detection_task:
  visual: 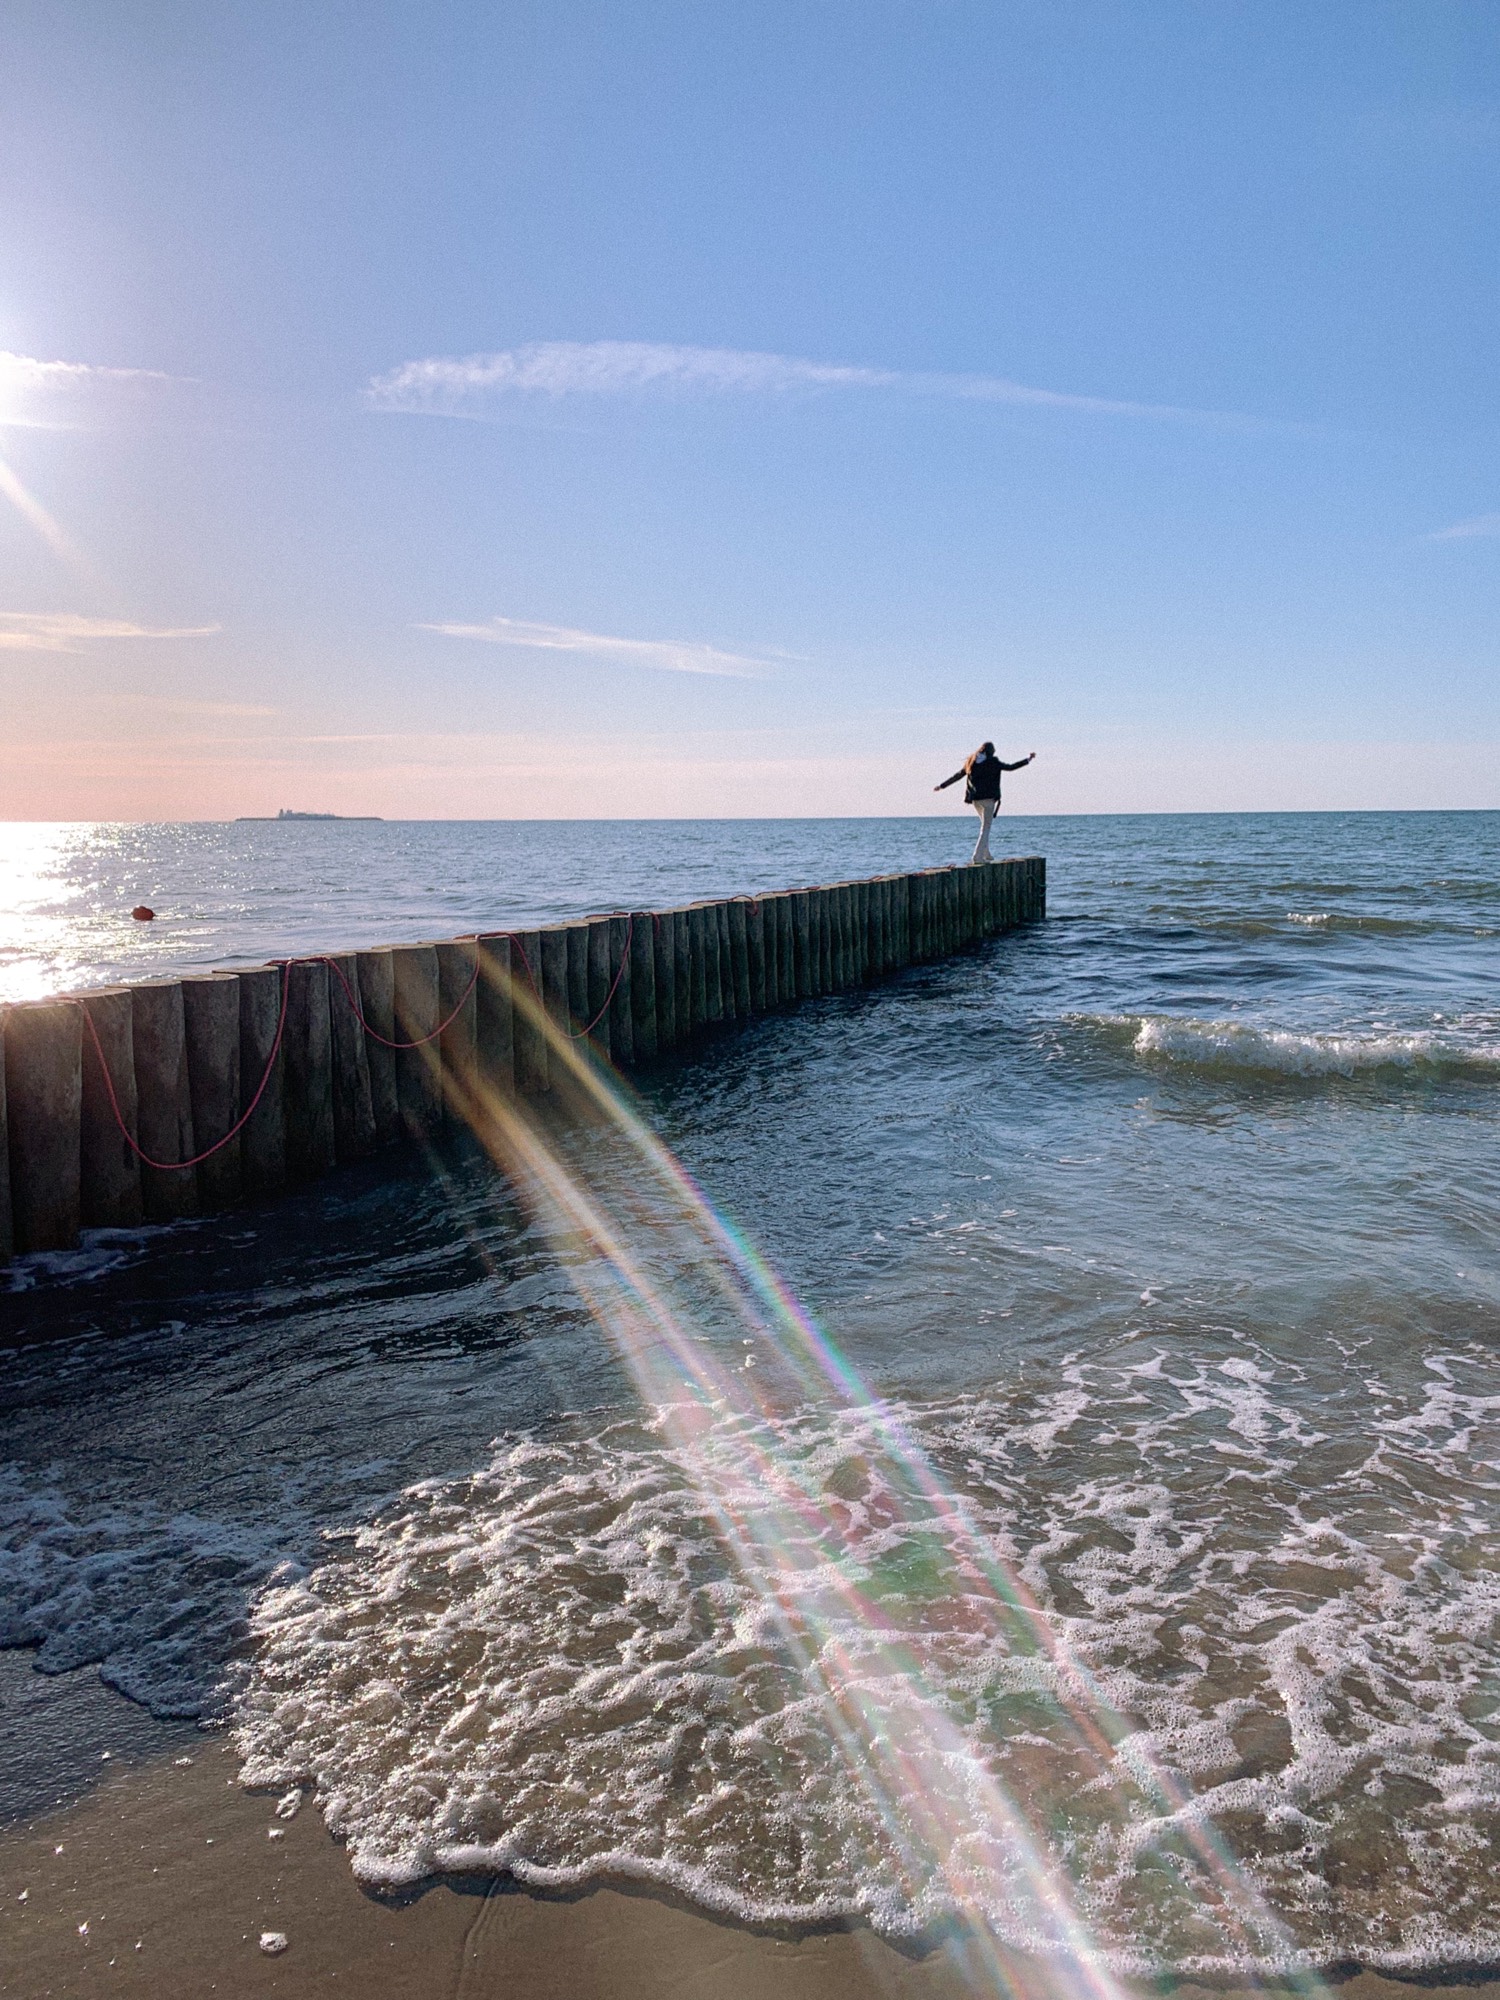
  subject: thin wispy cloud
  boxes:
[113,694,275,717]
[0,612,222,653]
[369,338,1269,430]
[419,613,772,677]
[1428,511,1500,540]
[0,350,175,431]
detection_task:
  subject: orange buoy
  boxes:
[131,905,156,922]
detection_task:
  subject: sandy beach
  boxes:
[0,1724,1495,2000]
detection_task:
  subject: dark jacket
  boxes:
[937,750,1029,804]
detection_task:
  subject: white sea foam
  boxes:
[1073,1012,1500,1080]
[230,1356,1500,1972]
[2,1226,174,1293]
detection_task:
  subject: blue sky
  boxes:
[0,0,1496,817]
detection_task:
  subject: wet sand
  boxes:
[1,1734,1496,2000]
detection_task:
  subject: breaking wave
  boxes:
[1072,1012,1500,1082]
[231,1353,1500,1972]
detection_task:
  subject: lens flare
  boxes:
[393,965,1338,1991]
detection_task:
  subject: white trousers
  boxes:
[970,798,997,864]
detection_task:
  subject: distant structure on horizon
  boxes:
[235,809,385,822]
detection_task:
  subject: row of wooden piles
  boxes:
[0,856,1044,1260]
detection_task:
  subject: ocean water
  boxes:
[1,812,1498,1973]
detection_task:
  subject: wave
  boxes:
[1072,1012,1500,1081]
[1280,910,1498,936]
[226,1355,1500,1973]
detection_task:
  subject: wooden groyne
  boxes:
[0,858,1044,1261]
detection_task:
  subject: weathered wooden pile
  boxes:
[0,857,1044,1259]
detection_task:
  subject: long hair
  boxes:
[964,741,995,774]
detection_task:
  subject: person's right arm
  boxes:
[933,769,966,791]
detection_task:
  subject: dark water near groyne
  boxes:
[2,813,1498,1970]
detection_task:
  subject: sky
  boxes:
[0,0,1496,820]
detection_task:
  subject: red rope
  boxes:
[322,944,480,1049]
[75,918,636,1177]
[78,961,291,1173]
[507,933,540,998]
[570,912,633,1039]
[507,917,633,1040]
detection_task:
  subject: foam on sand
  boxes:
[233,1350,1500,1973]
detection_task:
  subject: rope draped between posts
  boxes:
[78,959,292,1173]
[321,944,480,1050]
[508,913,634,1041]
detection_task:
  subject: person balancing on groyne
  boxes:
[935,743,1036,863]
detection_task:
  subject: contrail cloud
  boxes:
[369,339,1275,431]
[419,613,772,677]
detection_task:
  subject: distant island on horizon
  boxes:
[235,809,385,822]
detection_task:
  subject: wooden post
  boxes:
[183,973,243,1211]
[352,950,399,1145]
[816,888,834,993]
[130,981,198,1221]
[758,896,781,1006]
[820,886,839,990]
[727,900,752,1017]
[607,915,634,1064]
[475,934,516,1096]
[284,959,335,1180]
[802,889,820,992]
[714,904,734,1019]
[566,924,591,1040]
[699,905,724,1023]
[652,911,678,1050]
[630,912,657,1061]
[438,938,480,1126]
[4,999,82,1251]
[509,932,548,1096]
[585,918,614,1062]
[78,986,143,1229]
[746,900,767,1013]
[391,943,444,1131]
[788,891,810,997]
[758,896,780,1006]
[239,965,287,1197]
[327,953,377,1161]
[672,907,693,1040]
[540,927,571,1045]
[831,884,851,989]
[681,907,703,1035]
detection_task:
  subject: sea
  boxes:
[1,812,1497,1976]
